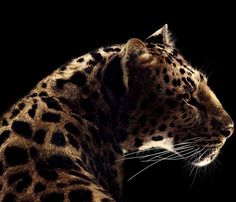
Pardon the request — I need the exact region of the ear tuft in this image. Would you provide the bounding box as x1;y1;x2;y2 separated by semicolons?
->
146;24;175;47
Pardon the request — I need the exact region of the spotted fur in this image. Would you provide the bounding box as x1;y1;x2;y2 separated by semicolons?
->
0;24;234;201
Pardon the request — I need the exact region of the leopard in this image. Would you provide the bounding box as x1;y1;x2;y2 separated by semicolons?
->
0;24;234;202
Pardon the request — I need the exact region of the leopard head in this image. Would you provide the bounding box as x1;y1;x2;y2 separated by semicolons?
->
103;25;234;167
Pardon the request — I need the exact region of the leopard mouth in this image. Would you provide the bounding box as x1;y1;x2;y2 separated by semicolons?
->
192;146;220;167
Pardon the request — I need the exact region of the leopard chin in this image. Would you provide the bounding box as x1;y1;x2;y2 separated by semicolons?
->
193;147;220;167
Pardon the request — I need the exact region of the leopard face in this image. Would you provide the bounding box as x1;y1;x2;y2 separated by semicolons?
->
115;25;234;167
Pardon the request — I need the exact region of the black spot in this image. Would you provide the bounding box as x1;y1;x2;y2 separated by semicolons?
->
176;79;181;86
33;129;46;144
164;75;169;83
41;97;62;111
34;183;46;193
39;91;48;97
187;77;195;87
165;57;172;64
177;58;183;65
69;189;92;202
11;109;20;118
134;138;143;147
28;108;36;118
91;51;103;64
56;79;67;90
18;102;25;110
41;82;47;88
4;146;29;166
8;172;32;192
182;77;189;87
29;93;37;97
172;79;178;87
70;71;87;87
103;47;121;52
0;130;10;146
0;161;3;176
42;112;61;122
36;162;58;180
159;124;167;131
165;89;173;96
80;98;95;113
77;57;84;63
2;118;9;126
12;121;32;139
200;74;204;80
172;49;179;56
29;147;38;159
48;154;78;170
68;134;80;149
152;136;164;141
84;66;93;74
103;56;127;97
59;65;67;71
65;123;80;135
40;192;64;202
162;68;167;74
51;132;66;147
146;43;156;49
180;68;185;74
168;132;173;137
2;193;16;202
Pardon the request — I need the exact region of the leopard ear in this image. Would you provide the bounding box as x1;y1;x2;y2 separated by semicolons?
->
102;38;152;102
146;24;175;47
120;38;153;69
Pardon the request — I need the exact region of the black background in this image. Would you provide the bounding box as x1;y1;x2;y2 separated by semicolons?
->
0;2;235;202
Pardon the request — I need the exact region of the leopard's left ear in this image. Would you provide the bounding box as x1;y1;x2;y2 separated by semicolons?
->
102;38;152;103
146;24;175;47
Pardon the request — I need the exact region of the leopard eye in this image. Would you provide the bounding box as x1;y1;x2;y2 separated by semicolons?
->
183;92;191;102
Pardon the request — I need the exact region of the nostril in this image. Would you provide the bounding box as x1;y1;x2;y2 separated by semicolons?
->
220;127;234;138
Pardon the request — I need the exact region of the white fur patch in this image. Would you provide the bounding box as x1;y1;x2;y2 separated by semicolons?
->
138;137;174;152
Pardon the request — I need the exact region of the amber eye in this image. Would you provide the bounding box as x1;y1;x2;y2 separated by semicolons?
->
183;92;191;102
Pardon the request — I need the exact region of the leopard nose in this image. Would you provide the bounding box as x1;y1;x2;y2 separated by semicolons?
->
220;126;234;138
